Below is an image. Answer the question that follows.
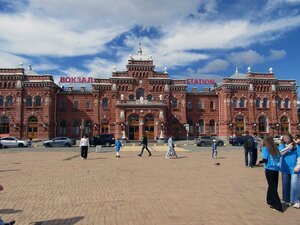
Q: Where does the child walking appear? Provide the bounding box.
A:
[115,138,122,158]
[212,139,218,159]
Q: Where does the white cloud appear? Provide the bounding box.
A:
[198,59,229,73]
[269,49,287,60]
[229,50,264,66]
[1,0,300,76]
[0,52,28,68]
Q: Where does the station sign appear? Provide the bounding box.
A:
[59,77,94,83]
[186,78,216,85]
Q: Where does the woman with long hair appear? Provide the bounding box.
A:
[259,135,283,212]
[279,132,300,209]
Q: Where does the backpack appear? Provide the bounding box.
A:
[245,136,255,149]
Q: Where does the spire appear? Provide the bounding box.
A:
[138,42,143,55]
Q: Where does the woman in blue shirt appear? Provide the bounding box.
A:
[279,132,300,208]
[259,135,283,212]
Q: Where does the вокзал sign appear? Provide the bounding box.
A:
[60,77,94,83]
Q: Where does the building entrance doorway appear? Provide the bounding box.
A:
[144,115,154,140]
[128,114,139,140]
[27,116,38,139]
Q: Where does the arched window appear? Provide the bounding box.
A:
[128,94,135,100]
[136,88,144,99]
[258,116,267,133]
[5,96,13,107]
[34,96,41,107]
[147,95,153,101]
[25,96,32,107]
[0,115,9,134]
[256,98,261,108]
[210,101,215,110]
[235,115,245,135]
[240,98,245,108]
[277,98,282,108]
[171,98,178,108]
[187,101,192,110]
[0,96,3,106]
[232,98,238,108]
[284,99,290,109]
[60,99,66,110]
[72,120,80,135]
[209,119,216,134]
[198,119,205,133]
[102,98,108,108]
[198,100,203,109]
[263,98,268,108]
[85,120,92,134]
[188,119,193,133]
[59,120,67,135]
[281,116,289,133]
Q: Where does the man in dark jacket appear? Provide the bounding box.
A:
[243,131,255,167]
[138,135,152,157]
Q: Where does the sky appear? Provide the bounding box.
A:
[0,0,300,91]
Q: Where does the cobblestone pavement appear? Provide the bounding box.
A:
[0,149,299,225]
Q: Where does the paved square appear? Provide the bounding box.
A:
[1,148,300,225]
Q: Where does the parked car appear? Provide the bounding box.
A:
[43,137,76,147]
[195,136,224,147]
[89,134,115,147]
[273,135,283,145]
[230,136,245,146]
[0,136,31,148]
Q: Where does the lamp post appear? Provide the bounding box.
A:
[195,123,199,138]
[298,123,300,131]
[276,123,280,135]
[229,123,234,137]
[253,123,257,131]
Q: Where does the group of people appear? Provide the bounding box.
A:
[79,134,178,159]
[0,185,16,225]
[250,132,300,212]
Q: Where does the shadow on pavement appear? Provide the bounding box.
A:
[30,216,84,225]
[0,169,20,173]
[0,208,23,214]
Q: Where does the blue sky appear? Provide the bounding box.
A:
[0,0,300,91]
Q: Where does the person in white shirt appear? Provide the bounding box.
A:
[165,136,178,159]
[79,134,90,159]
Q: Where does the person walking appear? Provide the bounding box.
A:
[138,135,152,157]
[259,135,283,212]
[252,132,262,166]
[115,138,122,158]
[165,136,178,159]
[243,131,255,167]
[0,185,16,225]
[211,139,218,159]
[79,134,90,160]
[279,132,300,208]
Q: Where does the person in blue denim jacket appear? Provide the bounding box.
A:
[279,133,300,209]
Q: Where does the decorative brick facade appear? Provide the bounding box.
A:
[0,54,298,141]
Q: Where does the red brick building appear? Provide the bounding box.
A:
[0,51,299,141]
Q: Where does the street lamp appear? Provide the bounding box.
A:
[276,123,280,135]
[229,123,234,137]
[297,123,300,130]
[253,123,257,131]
